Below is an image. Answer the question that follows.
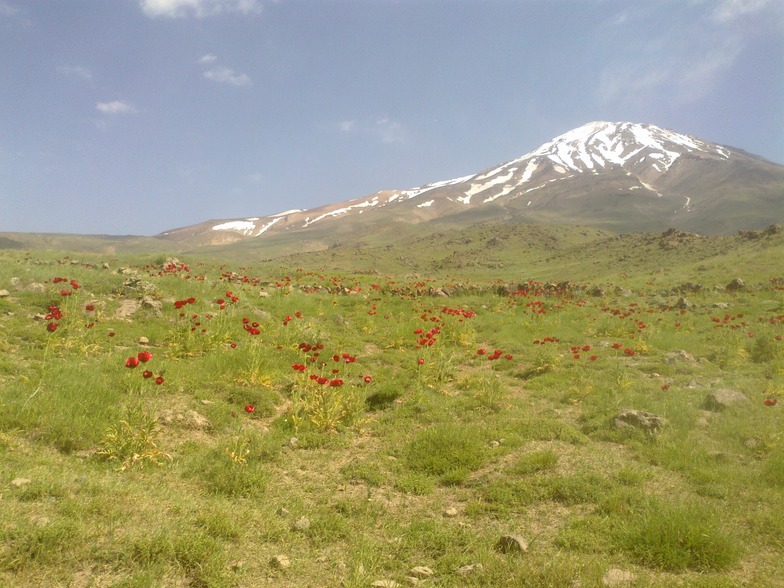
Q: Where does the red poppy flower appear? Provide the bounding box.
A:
[244,404,256,413]
[85,304,95,312]
[476,348,487,355]
[764,398,778,406]
[661,384,670,391]
[125,357,140,368]
[143,370,153,379]
[611,343,622,349]
[155,376,165,385]
[137,351,153,363]
[47,322,58,332]
[417,358,425,365]
[363,376,373,383]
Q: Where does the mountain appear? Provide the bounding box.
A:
[160,121,784,245]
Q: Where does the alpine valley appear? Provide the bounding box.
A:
[159,121,784,249]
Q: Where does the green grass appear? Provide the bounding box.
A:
[0,225,783,586]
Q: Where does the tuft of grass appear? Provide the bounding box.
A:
[614,497,740,572]
[403,423,487,483]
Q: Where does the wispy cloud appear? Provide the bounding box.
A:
[337,116,406,144]
[140,0,261,19]
[198,53,218,64]
[57,65,93,81]
[0,1,19,17]
[203,65,252,87]
[711,0,772,23]
[96,101,137,114]
[597,2,779,108]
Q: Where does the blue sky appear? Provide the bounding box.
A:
[1,0,782,236]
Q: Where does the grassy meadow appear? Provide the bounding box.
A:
[1,224,783,587]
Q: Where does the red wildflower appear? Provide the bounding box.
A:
[155,376,165,385]
[47,322,58,332]
[417,358,425,365]
[476,348,487,355]
[611,343,622,349]
[363,376,373,383]
[589,355,598,361]
[137,351,153,363]
[661,384,670,391]
[244,404,256,413]
[764,398,778,406]
[143,370,153,379]
[85,304,95,312]
[125,357,140,368]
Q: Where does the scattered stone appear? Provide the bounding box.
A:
[489,440,500,448]
[140,296,162,315]
[371,581,401,588]
[443,507,459,518]
[0,289,9,298]
[614,409,667,432]
[496,534,529,554]
[10,277,20,287]
[408,566,434,579]
[602,568,636,587]
[157,409,211,430]
[726,277,745,292]
[712,302,730,308]
[10,477,31,488]
[138,336,150,345]
[28,282,46,293]
[287,437,299,448]
[291,516,310,532]
[269,554,290,569]
[673,296,693,309]
[456,563,483,576]
[587,285,605,297]
[704,389,749,411]
[663,350,696,365]
[199,399,212,405]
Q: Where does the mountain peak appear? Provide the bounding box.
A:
[160,121,783,242]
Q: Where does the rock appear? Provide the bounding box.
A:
[115,299,140,319]
[408,566,434,579]
[443,507,459,518]
[0,289,9,298]
[713,302,730,308]
[726,278,745,292]
[10,277,20,287]
[456,563,483,576]
[371,581,401,588]
[28,282,46,293]
[602,568,636,587]
[10,477,31,488]
[704,389,749,411]
[138,336,150,345]
[614,409,666,432]
[287,437,299,448]
[587,285,605,297]
[270,554,290,569]
[291,516,310,532]
[674,296,692,309]
[496,534,529,554]
[663,350,696,365]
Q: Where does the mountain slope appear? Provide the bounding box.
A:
[160,121,784,244]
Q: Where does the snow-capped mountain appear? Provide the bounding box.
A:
[161,121,784,243]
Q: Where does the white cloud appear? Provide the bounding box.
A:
[96,101,137,114]
[57,65,93,80]
[336,116,406,144]
[203,66,252,87]
[198,53,218,64]
[140,0,261,19]
[711,0,772,23]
